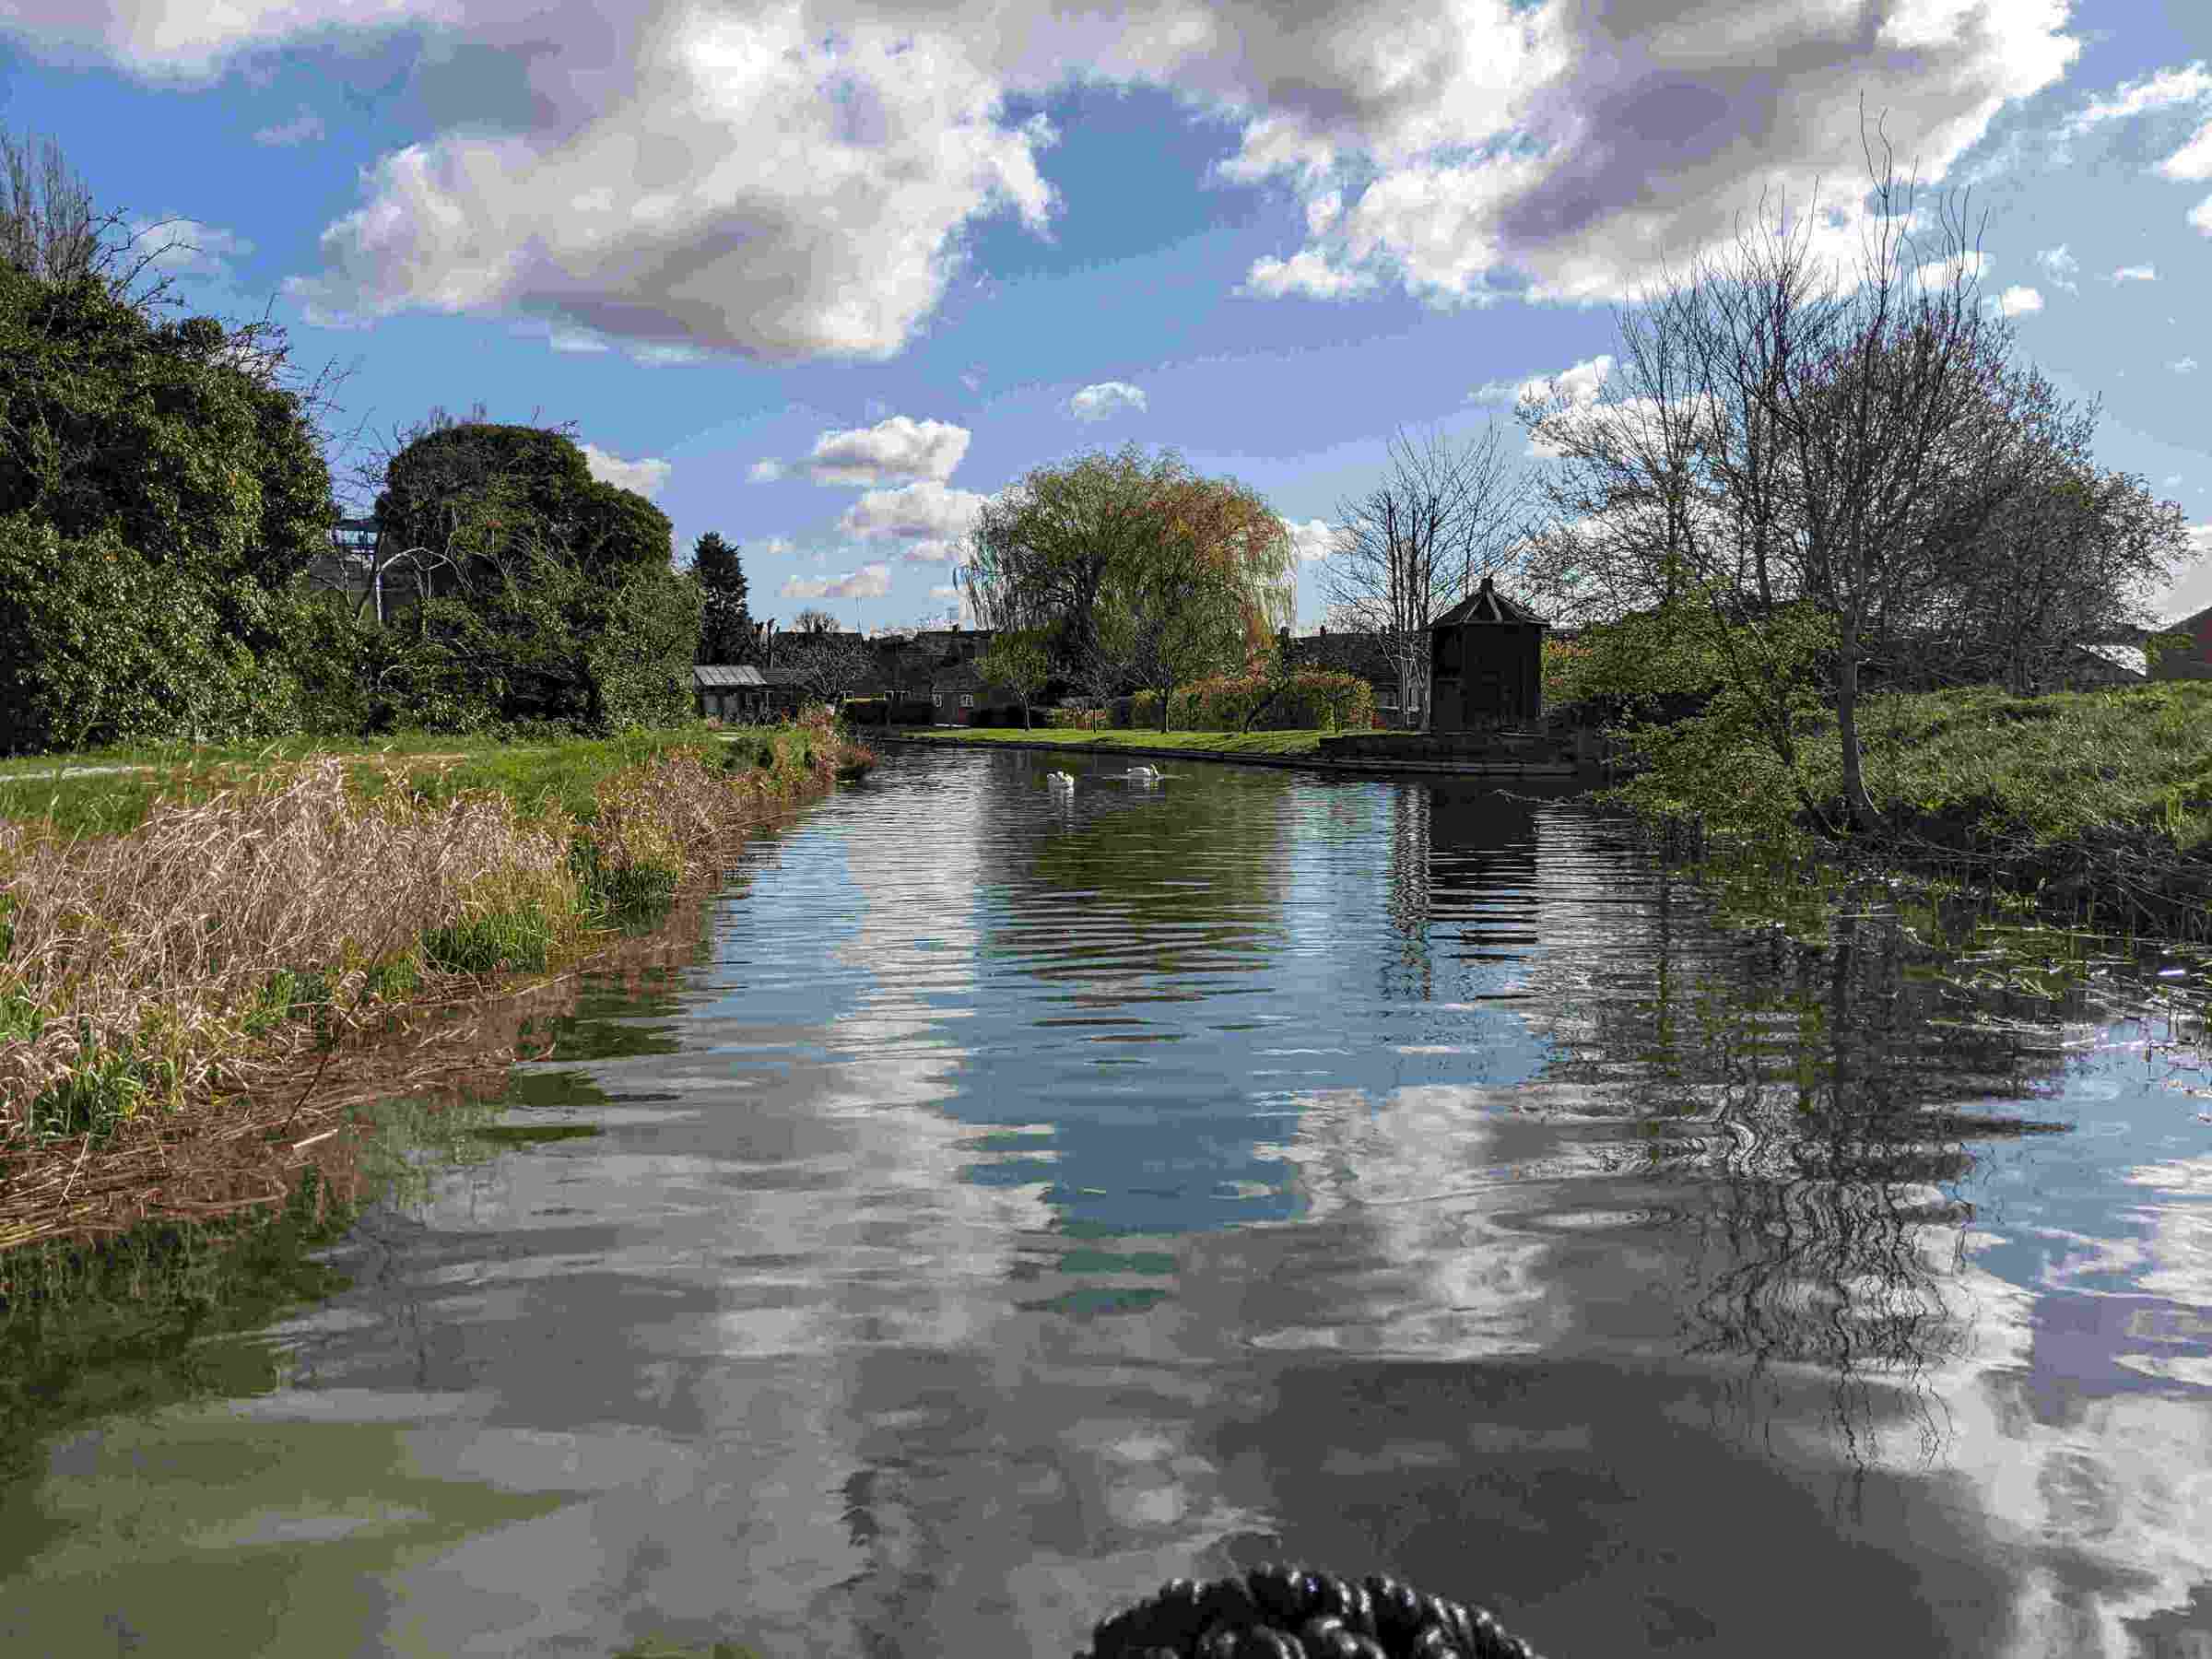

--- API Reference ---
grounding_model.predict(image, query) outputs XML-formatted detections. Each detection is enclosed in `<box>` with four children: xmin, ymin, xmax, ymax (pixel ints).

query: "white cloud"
<box><xmin>2159</xmin><ymin>120</ymin><xmax>2212</xmax><ymax>182</ymax></box>
<box><xmin>252</xmin><ymin>105</ymin><xmax>324</xmax><ymax>147</ymax></box>
<box><xmin>2166</xmin><ymin>475</ymin><xmax>2184</xmax><ymax>488</ymax></box>
<box><xmin>2062</xmin><ymin>62</ymin><xmax>2212</xmax><ymax>137</ymax></box>
<box><xmin>959</xmin><ymin>365</ymin><xmax>984</xmax><ymax>392</ymax></box>
<box><xmin>1514</xmin><ymin>354</ymin><xmax>1613</xmax><ymax>410</ymax></box>
<box><xmin>748</xmin><ymin>460</ymin><xmax>784</xmax><ymax>483</ymax></box>
<box><xmin>837</xmin><ymin>478</ymin><xmax>991</xmax><ymax>547</ymax></box>
<box><xmin>781</xmin><ymin>562</ymin><xmax>892</xmax><ymax>601</ymax></box>
<box><xmin>28</xmin><ymin>0</ymin><xmax>2084</xmax><ymax>336</ymax></box>
<box><xmin>2035</xmin><ymin>244</ymin><xmax>2080</xmax><ymax>291</ymax></box>
<box><xmin>757</xmin><ymin>535</ymin><xmax>794</xmax><ymax>559</ymax></box>
<box><xmin>2192</xmin><ymin>194</ymin><xmax>2212</xmax><ymax>236</ymax></box>
<box><xmin>579</xmin><ymin>441</ymin><xmax>671</xmax><ymax>499</ymax></box>
<box><xmin>1240</xmin><ymin>247</ymin><xmax>1377</xmax><ymax>300</ymax></box>
<box><xmin>1911</xmin><ymin>250</ymin><xmax>1988</xmax><ymax>291</ymax></box>
<box><xmin>124</xmin><ymin>216</ymin><xmax>253</xmax><ymax>279</ymax></box>
<box><xmin>1995</xmin><ymin>285</ymin><xmax>2042</xmax><ymax>317</ymax></box>
<box><xmin>928</xmin><ymin>583</ymin><xmax>960</xmax><ymax>600</ymax></box>
<box><xmin>1066</xmin><ymin>381</ymin><xmax>1147</xmax><ymax>421</ymax></box>
<box><xmin>1283</xmin><ymin>517</ymin><xmax>1339</xmax><ymax>563</ymax></box>
<box><xmin>547</xmin><ymin>327</ymin><xmax>609</xmax><ymax>354</ymax></box>
<box><xmin>782</xmin><ymin>416</ymin><xmax>971</xmax><ymax>486</ymax></box>
<box><xmin>896</xmin><ymin>537</ymin><xmax>961</xmax><ymax>565</ymax></box>
<box><xmin>2172</xmin><ymin>358</ymin><xmax>2200</xmax><ymax>375</ymax></box>
<box><xmin>2113</xmin><ymin>265</ymin><xmax>2159</xmax><ymax>283</ymax></box>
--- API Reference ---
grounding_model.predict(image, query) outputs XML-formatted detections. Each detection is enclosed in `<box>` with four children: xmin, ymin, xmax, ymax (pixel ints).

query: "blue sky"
<box><xmin>3</xmin><ymin>1</ymin><xmax>2209</xmax><ymax>633</ymax></box>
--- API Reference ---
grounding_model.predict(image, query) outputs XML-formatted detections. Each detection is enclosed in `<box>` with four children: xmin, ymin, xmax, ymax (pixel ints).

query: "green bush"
<box><xmin>0</xmin><ymin>513</ymin><xmax>300</xmax><ymax>755</ymax></box>
<box><xmin>1129</xmin><ymin>671</ymin><xmax>1373</xmax><ymax>732</ymax></box>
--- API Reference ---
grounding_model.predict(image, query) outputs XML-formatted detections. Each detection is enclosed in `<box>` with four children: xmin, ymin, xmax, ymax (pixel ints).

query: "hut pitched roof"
<box><xmin>1431</xmin><ymin>576</ymin><xmax>1548</xmax><ymax>629</ymax></box>
<box><xmin>693</xmin><ymin>664</ymin><xmax>766</xmax><ymax>688</ymax></box>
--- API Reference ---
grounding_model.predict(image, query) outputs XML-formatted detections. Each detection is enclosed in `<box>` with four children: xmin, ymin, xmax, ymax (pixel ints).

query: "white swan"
<box><xmin>1124</xmin><ymin>765</ymin><xmax>1163</xmax><ymax>782</ymax></box>
<box><xmin>1048</xmin><ymin>770</ymin><xmax>1077</xmax><ymax>790</ymax></box>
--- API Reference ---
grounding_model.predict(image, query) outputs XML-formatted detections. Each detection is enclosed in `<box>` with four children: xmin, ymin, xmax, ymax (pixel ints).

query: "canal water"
<box><xmin>3</xmin><ymin>746</ymin><xmax>2209</xmax><ymax>1657</ymax></box>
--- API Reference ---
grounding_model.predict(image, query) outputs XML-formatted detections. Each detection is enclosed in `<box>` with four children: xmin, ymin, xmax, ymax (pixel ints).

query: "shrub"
<box><xmin>1129</xmin><ymin>671</ymin><xmax>1373</xmax><ymax>732</ymax></box>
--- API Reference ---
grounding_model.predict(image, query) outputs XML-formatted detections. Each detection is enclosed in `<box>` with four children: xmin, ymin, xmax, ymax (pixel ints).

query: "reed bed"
<box><xmin>0</xmin><ymin>712</ymin><xmax>871</xmax><ymax>1262</ymax></box>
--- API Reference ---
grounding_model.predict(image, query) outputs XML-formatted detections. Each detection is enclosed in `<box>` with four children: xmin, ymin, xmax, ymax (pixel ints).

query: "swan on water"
<box><xmin>1124</xmin><ymin>765</ymin><xmax>1163</xmax><ymax>782</ymax></box>
<box><xmin>1048</xmin><ymin>770</ymin><xmax>1077</xmax><ymax>789</ymax></box>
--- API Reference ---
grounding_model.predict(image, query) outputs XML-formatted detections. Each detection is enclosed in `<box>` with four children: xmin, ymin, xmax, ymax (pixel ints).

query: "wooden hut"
<box><xmin>694</xmin><ymin>664</ymin><xmax>771</xmax><ymax>722</ymax></box>
<box><xmin>1427</xmin><ymin>576</ymin><xmax>1548</xmax><ymax>731</ymax></box>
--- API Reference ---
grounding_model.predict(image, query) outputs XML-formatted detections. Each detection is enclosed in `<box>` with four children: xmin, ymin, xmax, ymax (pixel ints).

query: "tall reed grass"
<box><xmin>0</xmin><ymin>711</ymin><xmax>869</xmax><ymax>1255</ymax></box>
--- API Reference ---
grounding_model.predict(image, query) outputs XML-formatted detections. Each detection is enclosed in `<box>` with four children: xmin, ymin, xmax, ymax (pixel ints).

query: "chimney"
<box><xmin>1319</xmin><ymin>623</ymin><xmax>1327</xmax><ymax>637</ymax></box>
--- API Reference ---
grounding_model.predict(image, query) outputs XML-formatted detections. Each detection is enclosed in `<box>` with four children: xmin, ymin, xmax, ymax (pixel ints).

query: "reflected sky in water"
<box><xmin>4</xmin><ymin>747</ymin><xmax>2209</xmax><ymax>1658</ymax></box>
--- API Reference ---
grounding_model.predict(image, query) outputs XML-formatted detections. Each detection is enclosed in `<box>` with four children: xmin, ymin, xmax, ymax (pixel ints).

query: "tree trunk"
<box><xmin>1159</xmin><ymin>682</ymin><xmax>1171</xmax><ymax>733</ymax></box>
<box><xmin>1833</xmin><ymin>639</ymin><xmax>1881</xmax><ymax>834</ymax></box>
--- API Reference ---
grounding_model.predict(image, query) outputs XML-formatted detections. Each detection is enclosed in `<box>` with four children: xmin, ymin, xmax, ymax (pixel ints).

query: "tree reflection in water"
<box><xmin>1410</xmin><ymin>788</ymin><xmax>2092</xmax><ymax>1482</ymax></box>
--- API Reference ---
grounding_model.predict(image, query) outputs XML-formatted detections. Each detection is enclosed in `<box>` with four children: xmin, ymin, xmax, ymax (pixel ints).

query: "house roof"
<box><xmin>694</xmin><ymin>664</ymin><xmax>766</xmax><ymax>688</ymax></box>
<box><xmin>1431</xmin><ymin>576</ymin><xmax>1548</xmax><ymax>629</ymax></box>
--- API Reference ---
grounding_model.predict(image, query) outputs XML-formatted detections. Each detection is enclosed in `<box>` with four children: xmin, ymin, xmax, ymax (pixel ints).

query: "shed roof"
<box><xmin>1431</xmin><ymin>576</ymin><xmax>1548</xmax><ymax>629</ymax></box>
<box><xmin>694</xmin><ymin>664</ymin><xmax>766</xmax><ymax>688</ymax></box>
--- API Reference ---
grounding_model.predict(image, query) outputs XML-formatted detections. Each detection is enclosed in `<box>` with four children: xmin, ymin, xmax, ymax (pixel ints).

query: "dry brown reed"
<box><xmin>0</xmin><ymin>713</ymin><xmax>871</xmax><ymax>1259</ymax></box>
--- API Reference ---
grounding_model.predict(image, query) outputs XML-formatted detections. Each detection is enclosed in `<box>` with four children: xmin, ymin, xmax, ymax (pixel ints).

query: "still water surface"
<box><xmin>5</xmin><ymin>747</ymin><xmax>2211</xmax><ymax>1656</ymax></box>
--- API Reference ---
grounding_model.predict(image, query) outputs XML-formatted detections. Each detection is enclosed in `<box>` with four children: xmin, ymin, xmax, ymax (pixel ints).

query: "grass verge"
<box><xmin>888</xmin><ymin>725</ymin><xmax>1331</xmax><ymax>757</ymax></box>
<box><xmin>1604</xmin><ymin>678</ymin><xmax>2212</xmax><ymax>942</ymax></box>
<box><xmin>0</xmin><ymin>712</ymin><xmax>872</xmax><ymax>1260</ymax></box>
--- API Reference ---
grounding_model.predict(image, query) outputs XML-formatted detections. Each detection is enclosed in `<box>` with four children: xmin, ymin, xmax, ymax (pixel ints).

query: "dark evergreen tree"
<box><xmin>688</xmin><ymin>530</ymin><xmax>754</xmax><ymax>664</ymax></box>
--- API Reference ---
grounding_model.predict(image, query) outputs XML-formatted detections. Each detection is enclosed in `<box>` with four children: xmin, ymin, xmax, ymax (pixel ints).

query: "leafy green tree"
<box><xmin>978</xmin><ymin>629</ymin><xmax>1052</xmax><ymax>729</ymax></box>
<box><xmin>391</xmin><ymin>475</ymin><xmax>699</xmax><ymax>732</ymax></box>
<box><xmin>0</xmin><ymin>256</ymin><xmax>347</xmax><ymax>753</ymax></box>
<box><xmin>688</xmin><ymin>530</ymin><xmax>754</xmax><ymax>664</ymax></box>
<box><xmin>965</xmin><ymin>441</ymin><xmax>1294</xmax><ymax>683</ymax></box>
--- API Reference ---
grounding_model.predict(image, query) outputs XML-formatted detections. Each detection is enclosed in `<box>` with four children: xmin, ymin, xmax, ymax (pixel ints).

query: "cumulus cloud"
<box><xmin>898</xmin><ymin>537</ymin><xmax>961</xmax><ymax>565</ymax></box>
<box><xmin>837</xmin><ymin>478</ymin><xmax>992</xmax><ymax>549</ymax></box>
<box><xmin>124</xmin><ymin>216</ymin><xmax>253</xmax><ymax>279</ymax></box>
<box><xmin>772</xmin><ymin>416</ymin><xmax>972</xmax><ymax>486</ymax></box>
<box><xmin>2172</xmin><ymin>358</ymin><xmax>2200</xmax><ymax>375</ymax></box>
<box><xmin>2035</xmin><ymin>244</ymin><xmax>2080</xmax><ymax>291</ymax></box>
<box><xmin>2113</xmin><ymin>265</ymin><xmax>2159</xmax><ymax>283</ymax></box>
<box><xmin>781</xmin><ymin>562</ymin><xmax>892</xmax><ymax>601</ymax></box>
<box><xmin>580</xmin><ymin>441</ymin><xmax>671</xmax><ymax>498</ymax></box>
<box><xmin>1995</xmin><ymin>285</ymin><xmax>2042</xmax><ymax>317</ymax></box>
<box><xmin>26</xmin><ymin>0</ymin><xmax>2084</xmax><ymax>341</ymax></box>
<box><xmin>1240</xmin><ymin>248</ymin><xmax>1377</xmax><ymax>300</ymax></box>
<box><xmin>252</xmin><ymin>105</ymin><xmax>324</xmax><ymax>147</ymax></box>
<box><xmin>1513</xmin><ymin>354</ymin><xmax>1613</xmax><ymax>411</ymax></box>
<box><xmin>749</xmin><ymin>460</ymin><xmax>784</xmax><ymax>483</ymax></box>
<box><xmin>2193</xmin><ymin>195</ymin><xmax>2212</xmax><ymax>236</ymax></box>
<box><xmin>1066</xmin><ymin>381</ymin><xmax>1147</xmax><ymax>421</ymax></box>
<box><xmin>1283</xmin><ymin>517</ymin><xmax>1339</xmax><ymax>563</ymax></box>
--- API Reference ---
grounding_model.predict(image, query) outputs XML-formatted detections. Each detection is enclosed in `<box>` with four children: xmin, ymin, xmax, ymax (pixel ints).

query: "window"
<box><xmin>959</xmin><ymin>694</ymin><xmax>974</xmax><ymax>708</ymax></box>
<box><xmin>932</xmin><ymin>692</ymin><xmax>943</xmax><ymax>706</ymax></box>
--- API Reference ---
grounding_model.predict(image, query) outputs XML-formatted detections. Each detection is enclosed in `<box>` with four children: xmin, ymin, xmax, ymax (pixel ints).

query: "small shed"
<box><xmin>694</xmin><ymin>664</ymin><xmax>770</xmax><ymax>722</ymax></box>
<box><xmin>1428</xmin><ymin>576</ymin><xmax>1548</xmax><ymax>731</ymax></box>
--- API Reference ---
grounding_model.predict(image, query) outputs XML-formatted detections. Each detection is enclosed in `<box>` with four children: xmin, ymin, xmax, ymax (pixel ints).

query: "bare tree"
<box><xmin>791</xmin><ymin>606</ymin><xmax>840</xmax><ymax>635</ymax></box>
<box><xmin>1318</xmin><ymin>418</ymin><xmax>1541</xmax><ymax>724</ymax></box>
<box><xmin>780</xmin><ymin>628</ymin><xmax>877</xmax><ymax>710</ymax></box>
<box><xmin>1515</xmin><ymin>100</ymin><xmax>2105</xmax><ymax>832</ymax></box>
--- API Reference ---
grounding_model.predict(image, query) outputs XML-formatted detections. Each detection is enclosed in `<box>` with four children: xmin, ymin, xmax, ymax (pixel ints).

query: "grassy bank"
<box><xmin>888</xmin><ymin>725</ymin><xmax>1330</xmax><ymax>757</ymax></box>
<box><xmin>1606</xmin><ymin>679</ymin><xmax>2212</xmax><ymax>940</ymax></box>
<box><xmin>0</xmin><ymin>713</ymin><xmax>873</xmax><ymax>1261</ymax></box>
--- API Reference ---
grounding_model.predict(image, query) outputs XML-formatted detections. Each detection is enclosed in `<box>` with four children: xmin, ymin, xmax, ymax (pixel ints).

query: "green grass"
<box><xmin>0</xmin><ymin>723</ymin><xmax>784</xmax><ymax>839</ymax></box>
<box><xmin>893</xmin><ymin>726</ymin><xmax>1332</xmax><ymax>757</ymax></box>
<box><xmin>1617</xmin><ymin>680</ymin><xmax>2212</xmax><ymax>852</ymax></box>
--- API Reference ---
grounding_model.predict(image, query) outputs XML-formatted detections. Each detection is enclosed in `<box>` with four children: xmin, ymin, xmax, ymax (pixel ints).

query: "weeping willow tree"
<box><xmin>961</xmin><ymin>441</ymin><xmax>1295</xmax><ymax>709</ymax></box>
